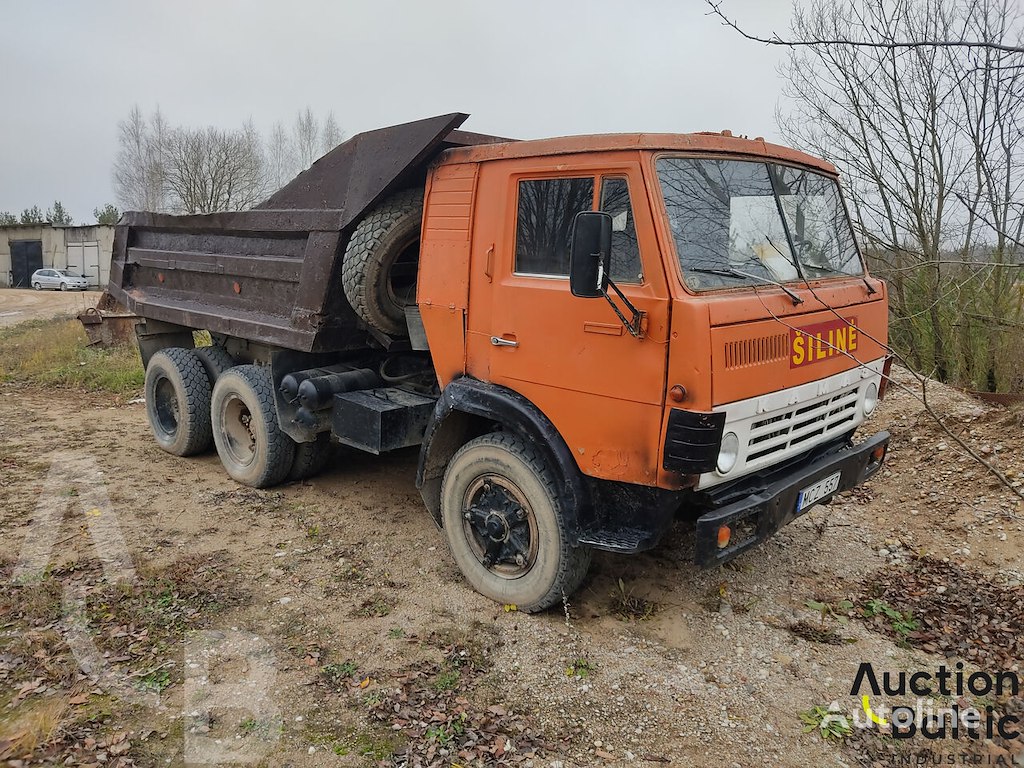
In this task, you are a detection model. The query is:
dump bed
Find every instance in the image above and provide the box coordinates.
[107,113,504,352]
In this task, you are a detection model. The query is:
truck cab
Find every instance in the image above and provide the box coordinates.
[416,132,889,599]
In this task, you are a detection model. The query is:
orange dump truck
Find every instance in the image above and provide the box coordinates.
[108,113,890,611]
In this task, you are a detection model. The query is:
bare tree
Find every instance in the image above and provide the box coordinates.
[112,106,344,211]
[293,107,320,170]
[266,121,295,191]
[112,106,168,212]
[705,0,1024,53]
[163,122,270,214]
[320,111,344,155]
[768,0,1024,390]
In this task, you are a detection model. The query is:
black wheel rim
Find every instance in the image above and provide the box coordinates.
[460,474,539,579]
[153,376,179,437]
[220,394,256,467]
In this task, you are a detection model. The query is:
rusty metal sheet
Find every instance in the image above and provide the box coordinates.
[258,113,471,214]
[108,113,515,354]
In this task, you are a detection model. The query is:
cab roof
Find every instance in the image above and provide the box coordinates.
[441,131,837,177]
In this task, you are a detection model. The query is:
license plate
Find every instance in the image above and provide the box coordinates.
[796,471,841,513]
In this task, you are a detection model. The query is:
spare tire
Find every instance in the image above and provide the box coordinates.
[342,187,423,337]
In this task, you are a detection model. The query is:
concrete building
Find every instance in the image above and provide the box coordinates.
[1,223,115,289]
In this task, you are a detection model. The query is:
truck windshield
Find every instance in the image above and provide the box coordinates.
[655,156,863,292]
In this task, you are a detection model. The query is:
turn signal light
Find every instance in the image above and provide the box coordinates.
[871,445,886,463]
[717,525,731,549]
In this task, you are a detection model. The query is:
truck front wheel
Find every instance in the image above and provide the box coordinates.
[440,432,591,612]
[211,365,295,488]
[144,347,213,456]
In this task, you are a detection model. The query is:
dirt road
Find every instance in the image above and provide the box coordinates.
[0,288,99,327]
[1,371,1022,767]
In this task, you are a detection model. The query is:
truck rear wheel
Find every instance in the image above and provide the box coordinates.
[194,344,235,383]
[440,432,591,612]
[144,347,213,456]
[342,187,423,337]
[211,365,295,488]
[287,433,333,481]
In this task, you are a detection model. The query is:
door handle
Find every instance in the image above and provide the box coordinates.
[490,335,519,348]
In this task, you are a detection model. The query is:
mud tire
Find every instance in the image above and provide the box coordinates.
[211,365,295,488]
[144,347,213,456]
[341,187,423,337]
[440,432,591,612]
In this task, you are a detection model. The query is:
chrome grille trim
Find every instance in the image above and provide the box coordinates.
[697,358,886,489]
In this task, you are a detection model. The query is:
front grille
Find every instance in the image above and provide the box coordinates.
[724,333,789,369]
[746,388,859,463]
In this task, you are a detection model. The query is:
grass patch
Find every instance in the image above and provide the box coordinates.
[0,318,143,393]
[610,578,658,621]
[0,697,70,761]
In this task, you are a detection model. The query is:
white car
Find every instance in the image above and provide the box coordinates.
[30,268,89,291]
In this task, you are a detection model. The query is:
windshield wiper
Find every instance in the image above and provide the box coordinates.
[688,267,804,306]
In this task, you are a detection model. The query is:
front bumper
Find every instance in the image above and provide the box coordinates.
[694,430,889,566]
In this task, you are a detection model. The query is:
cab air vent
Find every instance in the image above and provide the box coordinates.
[724,333,789,369]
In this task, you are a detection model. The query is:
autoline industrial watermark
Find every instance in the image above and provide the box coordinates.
[14,452,281,764]
[825,662,1021,743]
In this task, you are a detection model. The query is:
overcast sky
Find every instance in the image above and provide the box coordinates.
[0,0,795,222]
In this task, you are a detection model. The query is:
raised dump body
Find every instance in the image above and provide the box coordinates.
[108,113,505,353]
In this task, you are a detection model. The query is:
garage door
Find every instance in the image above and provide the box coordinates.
[10,240,43,288]
[66,242,100,287]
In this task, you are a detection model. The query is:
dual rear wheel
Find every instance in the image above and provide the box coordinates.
[144,349,590,611]
[143,348,331,487]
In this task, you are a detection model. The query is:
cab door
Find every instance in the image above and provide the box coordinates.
[471,158,671,487]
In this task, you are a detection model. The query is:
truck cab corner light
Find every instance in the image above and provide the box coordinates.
[716,432,740,474]
[717,525,731,549]
[863,381,878,415]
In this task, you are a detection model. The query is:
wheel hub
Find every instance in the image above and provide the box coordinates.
[461,475,538,578]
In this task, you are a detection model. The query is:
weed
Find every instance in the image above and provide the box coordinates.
[565,657,594,678]
[806,599,853,626]
[799,704,853,740]
[305,524,320,540]
[331,731,396,760]
[388,626,405,639]
[433,667,460,692]
[238,717,281,738]
[610,578,658,621]
[355,594,394,618]
[136,667,172,693]
[862,598,920,638]
[321,661,358,683]
[425,713,466,746]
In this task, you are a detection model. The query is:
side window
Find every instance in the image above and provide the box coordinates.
[515,177,594,276]
[599,177,642,283]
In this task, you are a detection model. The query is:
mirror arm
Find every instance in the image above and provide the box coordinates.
[601,278,644,338]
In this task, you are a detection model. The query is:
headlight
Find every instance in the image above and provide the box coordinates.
[863,382,879,415]
[717,431,740,474]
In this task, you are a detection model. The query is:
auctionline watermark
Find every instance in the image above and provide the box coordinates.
[12,451,281,764]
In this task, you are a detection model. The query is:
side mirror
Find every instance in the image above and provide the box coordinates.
[569,211,612,298]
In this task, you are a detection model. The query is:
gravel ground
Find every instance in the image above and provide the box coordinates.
[0,365,1021,766]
